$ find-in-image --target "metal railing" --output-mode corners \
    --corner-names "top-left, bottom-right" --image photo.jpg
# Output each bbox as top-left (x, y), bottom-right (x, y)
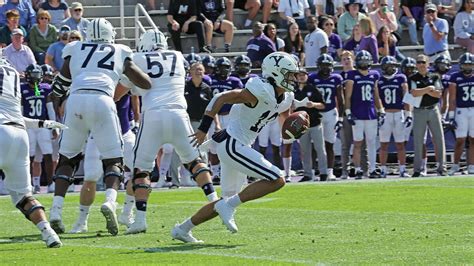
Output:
top-left (134, 4), bottom-right (159, 47)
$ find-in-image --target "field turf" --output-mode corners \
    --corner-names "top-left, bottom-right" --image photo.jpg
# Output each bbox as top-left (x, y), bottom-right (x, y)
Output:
top-left (0, 176), bottom-right (473, 265)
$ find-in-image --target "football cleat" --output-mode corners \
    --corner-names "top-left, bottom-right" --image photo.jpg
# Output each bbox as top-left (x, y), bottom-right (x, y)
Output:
top-left (100, 201), bottom-right (119, 236)
top-left (171, 224), bottom-right (203, 243)
top-left (118, 211), bottom-right (135, 226)
top-left (355, 170), bottom-right (364, 180)
top-left (448, 164), bottom-right (459, 176)
top-left (49, 208), bottom-right (65, 234)
top-left (369, 171), bottom-right (381, 179)
top-left (42, 228), bottom-right (62, 248)
top-left (33, 185), bottom-right (41, 194)
top-left (214, 199), bottom-right (238, 233)
top-left (154, 177), bottom-right (167, 188)
top-left (69, 221), bottom-right (88, 234)
top-left (284, 176), bottom-right (291, 183)
top-left (124, 219), bottom-right (147, 235)
top-left (399, 171), bottom-right (410, 178)
top-left (327, 173), bottom-right (337, 181)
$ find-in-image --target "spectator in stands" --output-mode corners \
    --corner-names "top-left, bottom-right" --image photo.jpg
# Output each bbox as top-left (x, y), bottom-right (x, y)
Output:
top-left (228, 0), bottom-right (267, 29)
top-left (60, 2), bottom-right (89, 40)
top-left (320, 16), bottom-right (342, 60)
top-left (0, 9), bottom-right (27, 47)
top-left (359, 16), bottom-right (378, 63)
top-left (304, 15), bottom-right (329, 67)
top-left (264, 23), bottom-right (285, 51)
top-left (283, 22), bottom-right (305, 62)
top-left (28, 10), bottom-right (58, 65)
top-left (410, 54), bottom-right (447, 177)
top-left (38, 0), bottom-right (70, 28)
top-left (423, 3), bottom-right (450, 62)
top-left (3, 28), bottom-right (36, 74)
top-left (199, 0), bottom-right (234, 52)
top-left (369, 0), bottom-right (398, 33)
top-left (246, 21), bottom-right (276, 67)
top-left (68, 29), bottom-right (82, 42)
top-left (31, 0), bottom-right (42, 11)
top-left (315, 0), bottom-right (345, 19)
top-left (432, 0), bottom-right (457, 25)
top-left (342, 23), bottom-right (361, 52)
top-left (374, 0), bottom-right (400, 17)
top-left (167, 0), bottom-right (210, 53)
top-left (278, 0), bottom-right (311, 30)
top-left (0, 0), bottom-right (35, 29)
top-left (377, 25), bottom-right (397, 57)
top-left (45, 25), bottom-right (69, 73)
top-left (454, 0), bottom-right (474, 53)
top-left (337, 0), bottom-right (366, 42)
top-left (399, 0), bottom-right (424, 45)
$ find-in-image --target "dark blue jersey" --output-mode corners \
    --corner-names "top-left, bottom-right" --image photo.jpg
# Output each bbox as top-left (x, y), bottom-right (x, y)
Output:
top-left (308, 72), bottom-right (342, 112)
top-left (347, 70), bottom-right (380, 120)
top-left (210, 75), bottom-right (243, 114)
top-left (378, 73), bottom-right (407, 110)
top-left (21, 83), bottom-right (52, 120)
top-left (449, 71), bottom-right (474, 108)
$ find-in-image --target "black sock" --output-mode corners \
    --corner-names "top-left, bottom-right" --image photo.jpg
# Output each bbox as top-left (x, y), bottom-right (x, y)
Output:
top-left (201, 182), bottom-right (215, 196)
top-left (135, 201), bottom-right (147, 211)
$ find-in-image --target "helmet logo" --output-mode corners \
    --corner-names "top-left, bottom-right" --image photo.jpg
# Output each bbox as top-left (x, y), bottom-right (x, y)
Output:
top-left (270, 55), bottom-right (284, 67)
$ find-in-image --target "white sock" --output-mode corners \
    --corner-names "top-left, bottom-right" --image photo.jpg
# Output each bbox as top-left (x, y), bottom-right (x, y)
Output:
top-left (122, 194), bottom-right (135, 214)
top-left (159, 151), bottom-right (173, 178)
top-left (78, 204), bottom-right (90, 223)
top-left (282, 157), bottom-right (291, 176)
top-left (327, 168), bottom-right (333, 176)
top-left (33, 176), bottom-right (40, 187)
top-left (210, 164), bottom-right (220, 178)
top-left (399, 164), bottom-right (406, 173)
top-left (207, 192), bottom-right (218, 202)
top-left (244, 19), bottom-right (252, 27)
top-left (36, 220), bottom-right (50, 231)
top-left (52, 196), bottom-right (64, 209)
top-left (422, 158), bottom-right (427, 171)
top-left (227, 194), bottom-right (242, 208)
top-left (381, 165), bottom-right (387, 173)
top-left (136, 210), bottom-right (146, 221)
top-left (355, 167), bottom-right (362, 173)
top-left (105, 188), bottom-right (117, 203)
top-left (180, 218), bottom-right (195, 232)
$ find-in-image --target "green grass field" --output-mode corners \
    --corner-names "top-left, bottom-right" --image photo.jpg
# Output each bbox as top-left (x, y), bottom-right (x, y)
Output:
top-left (1, 176), bottom-right (473, 265)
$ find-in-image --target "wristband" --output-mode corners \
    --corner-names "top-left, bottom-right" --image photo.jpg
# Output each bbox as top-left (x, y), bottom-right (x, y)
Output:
top-left (344, 109), bottom-right (352, 116)
top-left (198, 115), bottom-right (213, 133)
top-left (404, 110), bottom-right (412, 118)
top-left (448, 111), bottom-right (455, 119)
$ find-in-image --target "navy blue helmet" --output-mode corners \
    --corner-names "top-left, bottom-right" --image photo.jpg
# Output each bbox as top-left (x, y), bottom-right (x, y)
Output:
top-left (317, 54), bottom-right (334, 77)
top-left (215, 57), bottom-right (232, 79)
top-left (459, 52), bottom-right (474, 75)
top-left (355, 50), bottom-right (372, 70)
top-left (25, 64), bottom-right (43, 84)
top-left (185, 53), bottom-right (202, 65)
top-left (234, 55), bottom-right (251, 76)
top-left (40, 64), bottom-right (54, 83)
top-left (380, 56), bottom-right (398, 76)
top-left (202, 55), bottom-right (216, 68)
top-left (433, 54), bottom-right (451, 74)
top-left (401, 57), bottom-right (417, 77)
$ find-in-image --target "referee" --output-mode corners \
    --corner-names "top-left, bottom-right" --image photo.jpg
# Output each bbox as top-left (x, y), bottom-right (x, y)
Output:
top-left (409, 54), bottom-right (447, 177)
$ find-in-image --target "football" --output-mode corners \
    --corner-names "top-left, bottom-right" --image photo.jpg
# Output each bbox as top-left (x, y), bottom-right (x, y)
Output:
top-left (282, 111), bottom-right (310, 140)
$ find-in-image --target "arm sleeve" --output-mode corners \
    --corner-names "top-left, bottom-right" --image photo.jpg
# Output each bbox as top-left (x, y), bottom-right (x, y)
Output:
top-left (453, 13), bottom-right (470, 39)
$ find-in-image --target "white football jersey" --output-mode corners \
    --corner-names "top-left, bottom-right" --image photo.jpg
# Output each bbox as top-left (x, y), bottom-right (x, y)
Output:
top-left (227, 77), bottom-right (293, 146)
top-left (124, 50), bottom-right (187, 112)
top-left (63, 41), bottom-right (133, 97)
top-left (0, 65), bottom-right (23, 126)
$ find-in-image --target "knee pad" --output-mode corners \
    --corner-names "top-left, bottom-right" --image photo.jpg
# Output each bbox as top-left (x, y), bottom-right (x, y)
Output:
top-left (53, 174), bottom-right (75, 184)
top-left (185, 157), bottom-right (206, 173)
top-left (102, 157), bottom-right (124, 182)
top-left (132, 170), bottom-right (151, 192)
top-left (186, 158), bottom-right (212, 181)
top-left (15, 196), bottom-right (45, 221)
top-left (57, 153), bottom-right (83, 174)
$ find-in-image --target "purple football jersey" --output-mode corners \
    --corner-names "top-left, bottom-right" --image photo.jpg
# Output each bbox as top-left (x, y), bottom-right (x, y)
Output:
top-left (378, 73), bottom-right (407, 110)
top-left (441, 73), bottom-right (451, 92)
top-left (449, 71), bottom-right (474, 108)
top-left (308, 72), bottom-right (343, 112)
top-left (210, 75), bottom-right (243, 114)
top-left (116, 94), bottom-right (131, 134)
top-left (231, 73), bottom-right (259, 86)
top-left (347, 70), bottom-right (380, 120)
top-left (21, 83), bottom-right (52, 120)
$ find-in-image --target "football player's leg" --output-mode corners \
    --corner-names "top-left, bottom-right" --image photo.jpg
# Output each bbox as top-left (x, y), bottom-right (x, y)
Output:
top-left (38, 128), bottom-right (54, 191)
top-left (393, 112), bottom-right (408, 176)
top-left (352, 121), bottom-right (365, 177)
top-left (378, 113), bottom-right (393, 177)
top-left (156, 144), bottom-right (173, 188)
top-left (467, 108), bottom-right (474, 173)
top-left (364, 120), bottom-right (378, 175)
top-left (208, 123), bottom-right (221, 184)
top-left (257, 123), bottom-right (270, 154)
top-left (281, 142), bottom-right (292, 181)
top-left (452, 108), bottom-right (468, 174)
top-left (323, 110), bottom-right (337, 177)
top-left (269, 119), bottom-right (282, 168)
top-left (174, 112), bottom-right (217, 201)
top-left (340, 117), bottom-right (354, 178)
top-left (120, 130), bottom-right (136, 225)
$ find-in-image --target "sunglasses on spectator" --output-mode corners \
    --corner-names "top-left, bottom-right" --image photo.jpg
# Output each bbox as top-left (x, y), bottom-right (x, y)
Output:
top-left (416, 61), bottom-right (427, 64)
top-left (325, 23), bottom-right (334, 26)
top-left (426, 10), bottom-right (436, 14)
top-left (39, 17), bottom-right (49, 20)
top-left (74, 9), bottom-right (82, 12)
top-left (69, 36), bottom-right (80, 40)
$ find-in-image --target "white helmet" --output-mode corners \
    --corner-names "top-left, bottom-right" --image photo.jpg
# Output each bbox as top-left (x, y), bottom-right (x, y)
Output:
top-left (261, 52), bottom-right (300, 92)
top-left (137, 29), bottom-right (168, 52)
top-left (87, 18), bottom-right (116, 44)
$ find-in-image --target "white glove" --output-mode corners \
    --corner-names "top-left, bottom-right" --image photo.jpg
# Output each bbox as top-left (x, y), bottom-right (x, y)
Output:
top-left (42, 120), bottom-right (68, 129)
top-left (293, 97), bottom-right (310, 109)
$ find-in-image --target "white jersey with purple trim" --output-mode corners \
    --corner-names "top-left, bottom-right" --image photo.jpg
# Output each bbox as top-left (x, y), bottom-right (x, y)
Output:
top-left (0, 65), bottom-right (23, 126)
top-left (226, 77), bottom-right (293, 146)
top-left (63, 41), bottom-right (133, 96)
top-left (122, 50), bottom-right (187, 112)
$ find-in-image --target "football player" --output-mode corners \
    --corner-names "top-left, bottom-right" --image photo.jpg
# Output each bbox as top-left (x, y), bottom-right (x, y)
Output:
top-left (231, 55), bottom-right (258, 86)
top-left (119, 29), bottom-right (219, 234)
top-left (377, 56), bottom-right (410, 178)
top-left (202, 54), bottom-right (216, 75)
top-left (21, 64), bottom-right (56, 193)
top-left (344, 51), bottom-right (384, 179)
top-left (41, 64), bottom-right (54, 84)
top-left (172, 52), bottom-right (302, 243)
top-left (308, 54), bottom-right (343, 180)
top-left (433, 54), bottom-right (452, 116)
top-left (49, 18), bottom-right (151, 235)
top-left (0, 57), bottom-right (65, 247)
top-left (208, 57), bottom-right (244, 185)
top-left (448, 53), bottom-right (474, 175)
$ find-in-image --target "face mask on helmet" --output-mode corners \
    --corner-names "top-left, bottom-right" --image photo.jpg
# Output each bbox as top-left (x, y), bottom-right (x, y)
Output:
top-left (26, 70), bottom-right (42, 84)
top-left (318, 64), bottom-right (333, 77)
top-left (279, 68), bottom-right (298, 91)
top-left (461, 63), bottom-right (474, 75)
top-left (435, 62), bottom-right (450, 74)
top-left (382, 64), bottom-right (397, 77)
top-left (216, 65), bottom-right (231, 79)
top-left (235, 63), bottom-right (250, 76)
